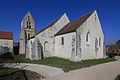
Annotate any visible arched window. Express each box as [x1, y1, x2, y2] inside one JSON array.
[[86, 32, 90, 42], [44, 41, 48, 52]]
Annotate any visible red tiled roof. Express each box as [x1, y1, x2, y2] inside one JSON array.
[[0, 31, 13, 40]]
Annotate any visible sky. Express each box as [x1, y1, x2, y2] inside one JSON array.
[[0, 0, 120, 45]]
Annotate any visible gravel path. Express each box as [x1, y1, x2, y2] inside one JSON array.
[[45, 61, 120, 80]]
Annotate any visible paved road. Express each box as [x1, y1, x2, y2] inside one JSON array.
[[4, 63, 65, 77], [45, 61, 120, 80], [115, 56, 120, 61]]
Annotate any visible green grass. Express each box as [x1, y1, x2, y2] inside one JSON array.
[[14, 54, 116, 72], [0, 67, 44, 80], [0, 67, 19, 76]]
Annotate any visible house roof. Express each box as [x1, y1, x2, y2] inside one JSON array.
[[55, 11, 94, 36], [35, 15, 63, 35], [0, 31, 13, 40]]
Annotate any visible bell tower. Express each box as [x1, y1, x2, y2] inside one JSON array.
[[19, 11, 35, 54]]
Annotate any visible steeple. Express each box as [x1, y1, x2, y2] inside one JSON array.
[[19, 11, 35, 54], [21, 11, 35, 29], [26, 11, 31, 15]]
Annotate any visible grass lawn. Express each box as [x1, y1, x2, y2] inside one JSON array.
[[14, 54, 116, 72], [0, 67, 44, 80]]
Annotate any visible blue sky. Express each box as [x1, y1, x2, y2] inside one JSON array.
[[0, 0, 119, 45]]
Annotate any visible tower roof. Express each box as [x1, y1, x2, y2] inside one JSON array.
[[21, 11, 34, 22], [26, 11, 31, 16]]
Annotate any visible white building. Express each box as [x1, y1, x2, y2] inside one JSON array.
[[20, 10, 104, 61], [0, 31, 13, 54]]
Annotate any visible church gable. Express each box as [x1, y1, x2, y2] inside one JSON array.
[[78, 10, 104, 38], [75, 10, 104, 60], [51, 13, 70, 35], [94, 11, 104, 37]]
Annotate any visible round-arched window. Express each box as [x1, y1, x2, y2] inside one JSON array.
[[44, 41, 49, 52], [86, 31, 90, 44]]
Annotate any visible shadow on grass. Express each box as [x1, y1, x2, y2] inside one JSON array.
[[0, 52, 20, 65], [0, 67, 45, 80], [0, 70, 28, 80]]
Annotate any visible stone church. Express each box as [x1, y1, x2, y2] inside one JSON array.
[[19, 10, 104, 61]]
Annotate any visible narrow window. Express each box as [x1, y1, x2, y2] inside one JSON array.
[[86, 32, 89, 42], [28, 33, 30, 39], [61, 37, 64, 45], [95, 38, 98, 52], [28, 16, 30, 21], [29, 25, 31, 29], [29, 22, 31, 28], [27, 21, 29, 28], [29, 22, 31, 25], [99, 37, 101, 47], [27, 21, 28, 25]]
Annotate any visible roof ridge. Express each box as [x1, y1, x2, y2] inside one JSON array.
[[0, 30, 13, 33], [35, 14, 64, 35], [72, 10, 94, 22]]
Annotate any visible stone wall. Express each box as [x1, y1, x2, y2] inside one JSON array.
[[35, 13, 70, 58], [54, 32, 76, 61]]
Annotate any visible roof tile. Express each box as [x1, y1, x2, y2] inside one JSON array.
[[55, 11, 94, 36], [0, 31, 13, 40]]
